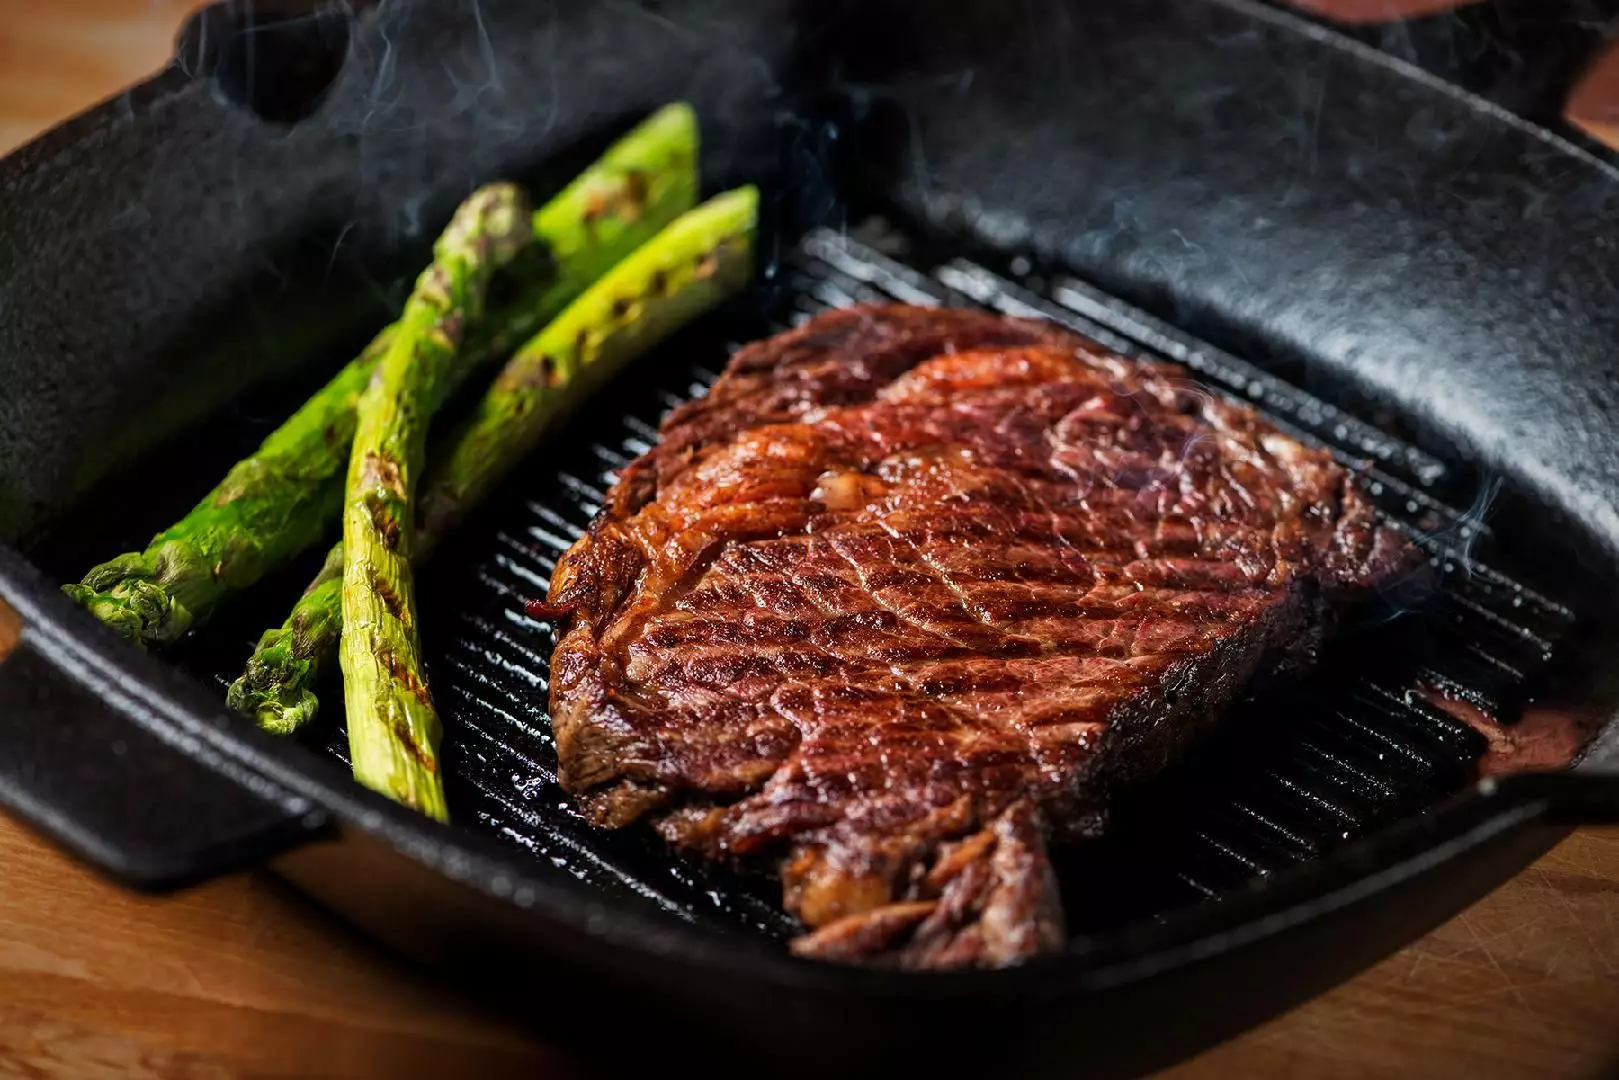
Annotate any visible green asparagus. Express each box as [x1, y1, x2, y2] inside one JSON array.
[[422, 185, 759, 536], [228, 186, 759, 735], [65, 102, 699, 648], [340, 183, 533, 821], [231, 544, 344, 735]]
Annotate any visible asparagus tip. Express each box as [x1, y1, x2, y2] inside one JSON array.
[[643, 100, 697, 139], [707, 184, 760, 226], [226, 672, 320, 736], [61, 579, 189, 647]]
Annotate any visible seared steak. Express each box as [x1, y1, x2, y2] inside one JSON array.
[[546, 304, 1414, 969]]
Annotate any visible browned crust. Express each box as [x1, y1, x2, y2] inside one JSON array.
[[545, 304, 1415, 968]]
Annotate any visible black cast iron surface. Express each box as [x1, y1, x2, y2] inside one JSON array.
[[121, 220, 1574, 947], [4, 1, 1619, 1076]]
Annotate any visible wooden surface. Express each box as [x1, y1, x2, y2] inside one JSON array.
[[3, 812, 1618, 1079], [0, 816, 574, 1080], [0, 0, 198, 156], [3, 2, 1619, 1078]]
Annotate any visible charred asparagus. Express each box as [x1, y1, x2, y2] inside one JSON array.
[[65, 103, 699, 648], [340, 183, 534, 820], [229, 186, 759, 734]]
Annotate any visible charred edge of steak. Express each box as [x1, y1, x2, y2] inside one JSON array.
[[787, 801, 1065, 969]]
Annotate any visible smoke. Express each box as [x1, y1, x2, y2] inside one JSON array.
[[1352, 469, 1503, 633], [1417, 471, 1500, 581]]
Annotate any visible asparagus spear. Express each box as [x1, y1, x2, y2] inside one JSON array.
[[64, 103, 699, 648], [341, 182, 536, 820], [228, 186, 759, 735], [465, 102, 702, 368], [230, 544, 345, 735], [420, 186, 759, 537]]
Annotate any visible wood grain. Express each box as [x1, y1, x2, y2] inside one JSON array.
[[3, 2, 1619, 1078], [0, 597, 19, 664], [1566, 41, 1619, 150], [3, 813, 1617, 1080], [0, 815, 575, 1080], [0, 0, 199, 157]]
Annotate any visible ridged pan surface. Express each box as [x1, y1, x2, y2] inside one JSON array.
[[174, 221, 1576, 946]]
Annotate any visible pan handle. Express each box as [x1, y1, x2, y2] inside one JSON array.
[[0, 577, 327, 890], [174, 0, 378, 125]]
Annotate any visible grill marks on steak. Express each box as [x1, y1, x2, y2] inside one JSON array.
[[546, 305, 1413, 969]]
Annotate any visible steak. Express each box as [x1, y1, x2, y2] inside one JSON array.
[[545, 304, 1415, 969]]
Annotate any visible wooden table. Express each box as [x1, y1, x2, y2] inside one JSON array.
[[3, 2, 1619, 1077], [4, 812, 1618, 1079]]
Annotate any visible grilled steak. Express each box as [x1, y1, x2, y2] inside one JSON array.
[[546, 304, 1414, 969]]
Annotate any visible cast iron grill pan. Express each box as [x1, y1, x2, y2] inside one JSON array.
[[167, 219, 1577, 948]]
